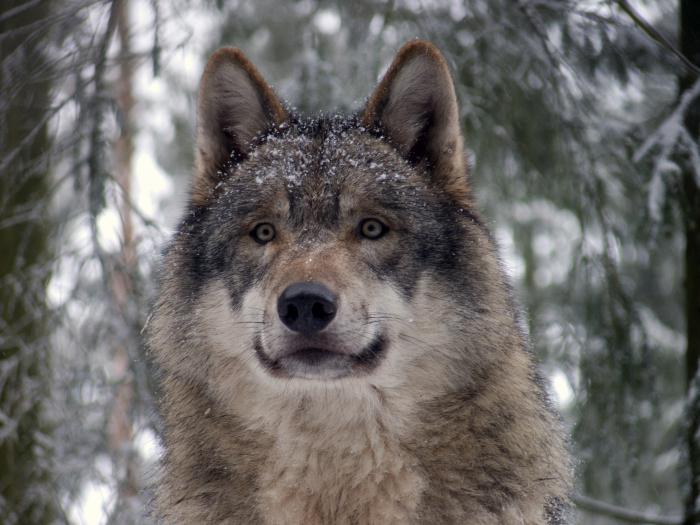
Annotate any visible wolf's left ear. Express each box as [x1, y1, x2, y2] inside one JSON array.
[[194, 48, 287, 205], [361, 40, 467, 198]]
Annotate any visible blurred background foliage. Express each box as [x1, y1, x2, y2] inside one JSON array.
[[0, 0, 697, 523]]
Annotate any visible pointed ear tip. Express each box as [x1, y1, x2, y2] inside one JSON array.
[[361, 39, 452, 126], [202, 47, 252, 80], [199, 47, 288, 122], [395, 39, 448, 65]]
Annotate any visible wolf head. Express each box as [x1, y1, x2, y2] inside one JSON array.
[[151, 42, 572, 523], [153, 41, 521, 413]]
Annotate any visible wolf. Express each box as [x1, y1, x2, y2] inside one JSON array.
[[148, 40, 572, 524]]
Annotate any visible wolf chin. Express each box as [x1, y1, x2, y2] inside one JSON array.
[[148, 40, 572, 524]]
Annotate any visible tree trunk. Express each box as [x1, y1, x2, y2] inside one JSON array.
[[107, 0, 140, 517], [680, 1, 700, 523], [0, 1, 56, 523]]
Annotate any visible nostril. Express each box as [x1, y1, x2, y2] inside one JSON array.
[[285, 304, 299, 323], [312, 301, 334, 320]]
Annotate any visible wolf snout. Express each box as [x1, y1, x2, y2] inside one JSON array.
[[277, 282, 338, 335]]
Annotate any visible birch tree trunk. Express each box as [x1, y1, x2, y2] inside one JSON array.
[[107, 0, 140, 518]]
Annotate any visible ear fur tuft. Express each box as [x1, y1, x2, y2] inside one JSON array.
[[362, 40, 468, 200], [193, 48, 287, 206]]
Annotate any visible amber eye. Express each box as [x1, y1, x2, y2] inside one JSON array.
[[251, 223, 276, 244], [359, 218, 388, 240]]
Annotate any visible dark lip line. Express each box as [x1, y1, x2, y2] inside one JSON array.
[[254, 333, 387, 378]]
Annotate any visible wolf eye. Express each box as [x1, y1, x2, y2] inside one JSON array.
[[251, 223, 276, 244], [359, 218, 388, 240]]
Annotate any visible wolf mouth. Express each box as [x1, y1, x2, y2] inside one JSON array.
[[254, 334, 386, 379]]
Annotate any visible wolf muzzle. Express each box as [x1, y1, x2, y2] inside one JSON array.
[[251, 281, 387, 379]]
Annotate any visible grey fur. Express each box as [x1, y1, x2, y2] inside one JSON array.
[[148, 40, 573, 524]]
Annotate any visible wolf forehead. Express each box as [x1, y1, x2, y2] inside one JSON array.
[[180, 118, 480, 301], [211, 119, 451, 227]]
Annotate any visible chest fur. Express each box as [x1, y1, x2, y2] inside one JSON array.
[[256, 423, 423, 525]]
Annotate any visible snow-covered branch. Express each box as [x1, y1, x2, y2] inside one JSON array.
[[574, 494, 683, 525], [633, 78, 700, 220]]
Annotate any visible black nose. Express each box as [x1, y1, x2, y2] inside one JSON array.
[[277, 282, 338, 335]]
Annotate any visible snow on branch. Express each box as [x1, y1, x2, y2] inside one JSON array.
[[574, 494, 683, 525], [633, 78, 700, 221], [635, 79, 700, 164]]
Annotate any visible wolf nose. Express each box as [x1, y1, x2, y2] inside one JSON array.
[[277, 282, 337, 335]]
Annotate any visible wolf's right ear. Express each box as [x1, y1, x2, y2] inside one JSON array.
[[193, 48, 287, 205]]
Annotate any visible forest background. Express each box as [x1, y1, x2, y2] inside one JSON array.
[[1, 1, 698, 524]]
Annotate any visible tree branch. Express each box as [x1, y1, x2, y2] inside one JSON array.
[[615, 0, 700, 77], [0, 0, 42, 25], [574, 494, 683, 525]]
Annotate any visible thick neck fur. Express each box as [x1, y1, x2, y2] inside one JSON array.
[[155, 322, 570, 524], [256, 392, 423, 525]]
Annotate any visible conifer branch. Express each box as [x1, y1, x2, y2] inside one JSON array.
[[574, 494, 683, 525], [615, 0, 700, 77]]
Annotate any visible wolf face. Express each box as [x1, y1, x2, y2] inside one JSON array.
[[150, 41, 571, 524], [191, 126, 496, 384]]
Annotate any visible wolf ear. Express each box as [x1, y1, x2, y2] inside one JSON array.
[[361, 40, 467, 198], [194, 48, 287, 205]]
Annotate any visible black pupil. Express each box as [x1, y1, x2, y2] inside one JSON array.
[[365, 221, 380, 237], [258, 225, 271, 240]]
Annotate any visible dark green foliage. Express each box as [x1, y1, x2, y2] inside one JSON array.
[[0, 1, 57, 523]]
